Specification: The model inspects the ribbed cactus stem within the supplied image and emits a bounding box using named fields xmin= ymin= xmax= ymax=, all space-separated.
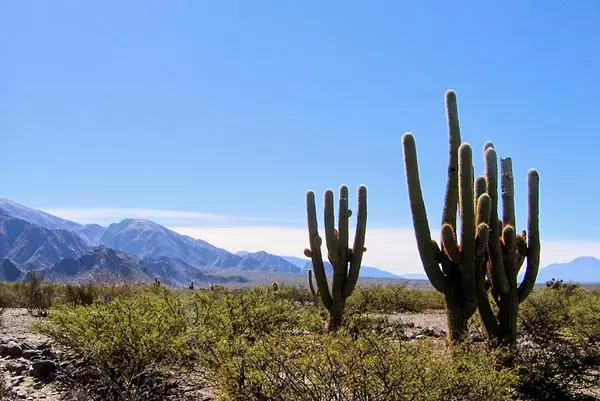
xmin=442 ymin=90 xmax=461 ymax=229
xmin=485 ymin=147 xmax=510 ymax=295
xmin=304 ymin=191 xmax=333 ymax=309
xmin=303 ymin=185 xmax=368 ymax=333
xmin=476 ymin=147 xmax=541 ymax=345
xmin=402 ymin=133 xmax=447 ymax=293
xmin=501 ymin=158 xmax=516 ymax=228
xmin=518 ymin=169 xmax=540 ymax=302
xmin=307 ymin=269 xmax=319 ymax=306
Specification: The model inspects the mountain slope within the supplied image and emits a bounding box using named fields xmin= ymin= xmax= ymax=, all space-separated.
xmin=0 ymin=198 xmax=105 ymax=244
xmin=531 ymin=256 xmax=600 ymax=283
xmin=0 ymin=259 xmax=25 ymax=281
xmin=301 ymin=260 xmax=403 ymax=279
xmin=281 ymin=255 xmax=310 ymax=268
xmin=99 ymin=219 xmax=238 ymax=268
xmin=46 ymin=247 xmax=250 ymax=286
xmin=236 ymin=251 xmax=301 ymax=273
xmin=0 ymin=209 xmax=89 ymax=268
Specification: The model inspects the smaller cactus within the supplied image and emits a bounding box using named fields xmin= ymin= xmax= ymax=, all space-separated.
xmin=304 ymin=185 xmax=367 ymax=333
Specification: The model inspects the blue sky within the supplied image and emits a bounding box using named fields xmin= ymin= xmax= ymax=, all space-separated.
xmin=1 ymin=1 xmax=599 ymax=273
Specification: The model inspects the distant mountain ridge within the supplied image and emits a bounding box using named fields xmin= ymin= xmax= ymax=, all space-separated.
xmin=0 ymin=198 xmax=104 ymax=244
xmin=300 ymin=260 xmax=403 ymax=279
xmin=46 ymin=247 xmax=249 ymax=286
xmin=8 ymin=198 xmax=593 ymax=284
xmin=0 ymin=208 xmax=89 ymax=268
xmin=529 ymin=256 xmax=600 ymax=284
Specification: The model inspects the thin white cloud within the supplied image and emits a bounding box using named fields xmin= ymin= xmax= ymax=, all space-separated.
xmin=45 ymin=207 xmax=303 ymax=227
xmin=42 ymin=207 xmax=600 ymax=276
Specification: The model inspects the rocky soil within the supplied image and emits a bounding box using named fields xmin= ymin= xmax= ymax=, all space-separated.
xmin=0 ymin=309 xmax=61 ymax=400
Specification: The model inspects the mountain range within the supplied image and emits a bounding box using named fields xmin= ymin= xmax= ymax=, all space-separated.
xmin=0 ymin=198 xmax=598 ymax=285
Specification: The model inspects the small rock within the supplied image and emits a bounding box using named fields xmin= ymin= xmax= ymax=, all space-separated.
xmin=40 ymin=348 xmax=53 ymax=358
xmin=0 ymin=337 xmax=12 ymax=344
xmin=22 ymin=349 xmax=40 ymax=360
xmin=0 ymin=344 xmax=8 ymax=357
xmin=32 ymin=360 xmax=57 ymax=380
xmin=7 ymin=362 xmax=28 ymax=375
xmin=20 ymin=342 xmax=35 ymax=351
xmin=7 ymin=341 xmax=23 ymax=358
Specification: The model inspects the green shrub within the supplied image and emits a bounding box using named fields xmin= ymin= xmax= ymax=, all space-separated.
xmin=515 ymin=287 xmax=600 ymax=401
xmin=347 ymin=284 xmax=445 ymax=314
xmin=200 ymin=331 xmax=516 ymax=401
xmin=64 ymin=283 xmax=98 ymax=307
xmin=23 ymin=271 xmax=53 ymax=316
xmin=36 ymin=289 xmax=191 ymax=401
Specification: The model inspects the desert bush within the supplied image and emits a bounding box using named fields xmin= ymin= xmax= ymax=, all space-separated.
xmin=199 ymin=330 xmax=516 ymax=401
xmin=346 ymin=284 xmax=444 ymax=313
xmin=36 ymin=289 xmax=191 ymax=401
xmin=63 ymin=283 xmax=98 ymax=307
xmin=514 ymin=286 xmax=600 ymax=401
xmin=22 ymin=271 xmax=53 ymax=316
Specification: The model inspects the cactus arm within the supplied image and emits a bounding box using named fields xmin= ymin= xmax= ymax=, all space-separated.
xmin=501 ymin=158 xmax=516 ymax=228
xmin=458 ymin=143 xmax=477 ymax=297
xmin=518 ymin=169 xmax=540 ymax=302
xmin=329 ymin=186 xmax=350 ymax=303
xmin=502 ymin=225 xmax=518 ymax=285
xmin=475 ymin=258 xmax=500 ymax=337
xmin=475 ymin=194 xmax=492 ymax=255
xmin=477 ymin=193 xmax=492 ymax=227
xmin=485 ymin=147 xmax=510 ymax=295
xmin=308 ymin=269 xmax=317 ymax=298
xmin=337 ymin=185 xmax=350 ymax=271
xmin=475 ymin=176 xmax=487 ymax=206
xmin=515 ymin=234 xmax=527 ymax=271
xmin=441 ymin=90 xmax=461 ymax=229
xmin=441 ymin=224 xmax=461 ymax=263
xmin=344 ymin=185 xmax=367 ymax=298
xmin=475 ymin=223 xmax=490 ymax=255
xmin=324 ymin=190 xmax=338 ymax=266
xmin=305 ymin=191 xmax=333 ymax=309
xmin=402 ymin=133 xmax=448 ymax=293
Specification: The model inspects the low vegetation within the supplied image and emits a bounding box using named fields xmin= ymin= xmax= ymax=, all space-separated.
xmin=0 ymin=279 xmax=594 ymax=400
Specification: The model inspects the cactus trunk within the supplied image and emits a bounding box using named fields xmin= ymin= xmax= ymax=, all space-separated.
xmin=444 ymin=273 xmax=478 ymax=342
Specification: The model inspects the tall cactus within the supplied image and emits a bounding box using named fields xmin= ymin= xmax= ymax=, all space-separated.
xmin=303 ymin=185 xmax=367 ymax=333
xmin=402 ymin=90 xmax=492 ymax=342
xmin=475 ymin=143 xmax=540 ymax=345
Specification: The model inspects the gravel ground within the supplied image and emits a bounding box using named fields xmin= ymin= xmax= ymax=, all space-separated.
xmin=0 ymin=309 xmax=62 ymax=401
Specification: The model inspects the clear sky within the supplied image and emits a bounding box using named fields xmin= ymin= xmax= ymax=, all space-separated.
xmin=1 ymin=1 xmax=599 ymax=274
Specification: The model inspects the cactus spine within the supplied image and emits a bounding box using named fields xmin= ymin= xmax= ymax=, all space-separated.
xmin=476 ymin=143 xmax=540 ymax=345
xmin=402 ymin=90 xmax=492 ymax=342
xmin=304 ymin=185 xmax=367 ymax=333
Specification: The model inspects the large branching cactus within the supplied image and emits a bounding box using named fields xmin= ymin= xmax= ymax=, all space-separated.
xmin=475 ymin=142 xmax=540 ymax=345
xmin=303 ymin=185 xmax=367 ymax=333
xmin=402 ymin=90 xmax=491 ymax=342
